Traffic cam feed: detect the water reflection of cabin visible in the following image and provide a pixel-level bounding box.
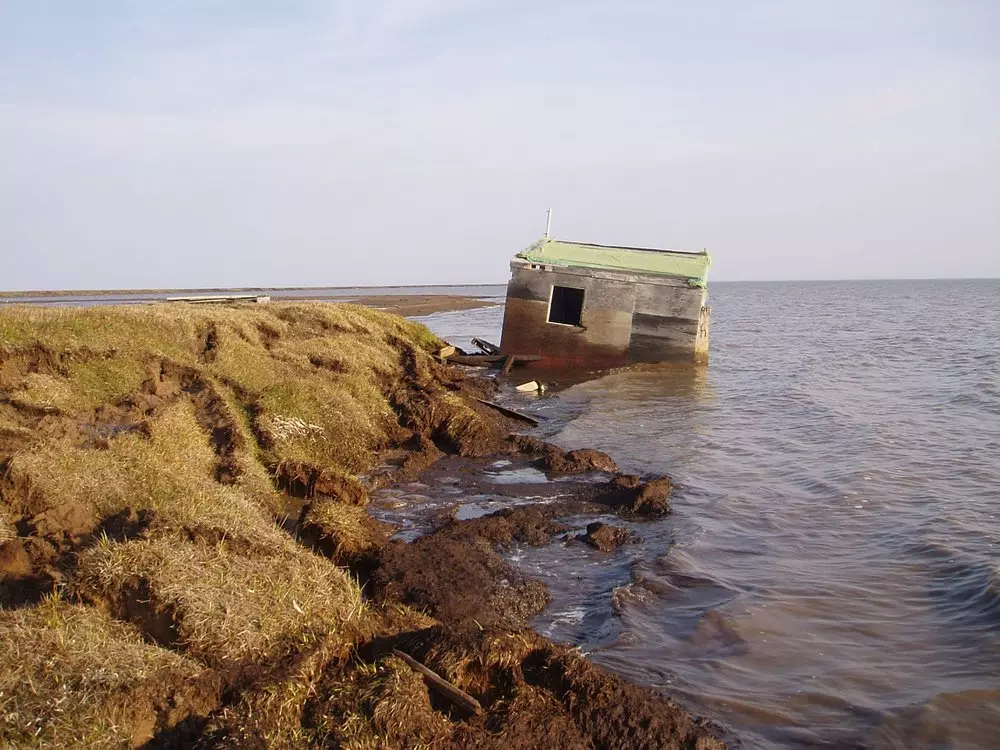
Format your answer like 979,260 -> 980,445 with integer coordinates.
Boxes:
499,238 -> 712,367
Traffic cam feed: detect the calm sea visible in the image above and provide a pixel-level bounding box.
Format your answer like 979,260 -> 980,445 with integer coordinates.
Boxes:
416,280 -> 1000,749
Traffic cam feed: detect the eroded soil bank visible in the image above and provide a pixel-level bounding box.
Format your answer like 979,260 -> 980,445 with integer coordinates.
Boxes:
0,302 -> 725,749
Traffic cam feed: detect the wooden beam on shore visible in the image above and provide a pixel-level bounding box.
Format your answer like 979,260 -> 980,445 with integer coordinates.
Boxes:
445,352 -> 542,369
475,398 -> 540,426
446,353 -> 506,367
392,649 -> 483,715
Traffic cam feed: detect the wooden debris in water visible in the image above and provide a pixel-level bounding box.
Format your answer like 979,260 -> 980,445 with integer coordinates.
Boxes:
471,337 -> 501,356
515,381 -> 540,393
446,353 -> 506,367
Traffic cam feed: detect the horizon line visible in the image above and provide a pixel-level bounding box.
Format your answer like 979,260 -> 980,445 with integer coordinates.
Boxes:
2,276 -> 999,299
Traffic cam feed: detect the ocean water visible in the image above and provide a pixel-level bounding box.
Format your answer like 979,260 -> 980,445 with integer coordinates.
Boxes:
416,280 -> 1000,749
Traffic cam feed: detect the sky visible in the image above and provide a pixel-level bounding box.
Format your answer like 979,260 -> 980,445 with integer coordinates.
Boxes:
2,1 -> 998,289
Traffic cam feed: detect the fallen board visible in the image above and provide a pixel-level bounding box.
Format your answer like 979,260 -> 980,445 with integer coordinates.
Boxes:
392,649 -> 483,715
472,337 -> 501,355
445,353 -> 543,369
446,353 -> 507,366
475,398 -> 541,426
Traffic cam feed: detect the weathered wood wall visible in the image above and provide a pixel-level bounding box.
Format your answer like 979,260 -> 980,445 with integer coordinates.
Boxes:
500,261 -> 709,366
627,277 -> 707,363
501,263 -> 635,367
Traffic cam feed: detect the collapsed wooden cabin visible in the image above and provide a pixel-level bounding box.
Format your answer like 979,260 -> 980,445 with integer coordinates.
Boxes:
499,238 -> 712,367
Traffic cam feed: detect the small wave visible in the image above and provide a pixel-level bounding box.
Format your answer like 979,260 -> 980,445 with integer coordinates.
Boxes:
907,541 -> 1000,632
871,689 -> 1000,750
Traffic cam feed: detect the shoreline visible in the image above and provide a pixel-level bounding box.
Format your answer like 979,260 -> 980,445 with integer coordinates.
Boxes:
0,302 -> 726,748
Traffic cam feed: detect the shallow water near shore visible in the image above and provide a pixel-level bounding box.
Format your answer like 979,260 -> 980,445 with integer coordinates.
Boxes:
410,280 -> 1000,749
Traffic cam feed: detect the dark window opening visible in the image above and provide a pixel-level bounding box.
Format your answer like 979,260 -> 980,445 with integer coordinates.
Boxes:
548,285 -> 584,326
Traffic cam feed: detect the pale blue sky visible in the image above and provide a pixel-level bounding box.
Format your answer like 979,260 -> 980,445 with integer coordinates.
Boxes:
2,1 -> 998,289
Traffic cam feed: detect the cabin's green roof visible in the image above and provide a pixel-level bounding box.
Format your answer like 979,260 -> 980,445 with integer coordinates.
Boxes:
516,238 -> 711,287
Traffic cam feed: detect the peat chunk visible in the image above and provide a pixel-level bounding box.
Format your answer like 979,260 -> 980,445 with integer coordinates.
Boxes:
596,476 -> 672,516
28,501 -> 97,540
542,448 -> 619,474
0,540 -> 32,579
578,522 -> 635,553
442,504 -> 574,547
505,436 -> 619,474
371,536 -> 549,629
274,461 -> 368,504
524,644 -> 726,750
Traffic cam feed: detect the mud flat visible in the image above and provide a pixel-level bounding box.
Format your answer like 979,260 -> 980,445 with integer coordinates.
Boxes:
0,302 -> 725,748
345,294 -> 497,316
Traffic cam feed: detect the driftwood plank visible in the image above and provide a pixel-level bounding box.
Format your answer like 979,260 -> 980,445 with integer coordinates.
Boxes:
475,398 -> 541,426
392,649 -> 483,715
446,353 -> 506,367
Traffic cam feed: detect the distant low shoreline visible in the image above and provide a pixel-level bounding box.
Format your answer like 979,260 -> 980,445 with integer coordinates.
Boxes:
0,283 -> 502,299
0,288 -> 501,317
350,294 -> 499,316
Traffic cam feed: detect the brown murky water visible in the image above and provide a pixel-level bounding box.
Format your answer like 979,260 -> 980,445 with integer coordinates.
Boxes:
404,280 -> 1000,749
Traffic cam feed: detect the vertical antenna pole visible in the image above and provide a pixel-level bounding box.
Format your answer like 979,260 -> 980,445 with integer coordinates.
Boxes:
544,208 -> 552,238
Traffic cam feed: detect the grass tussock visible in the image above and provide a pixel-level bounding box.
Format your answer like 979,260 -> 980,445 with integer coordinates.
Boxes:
303,500 -> 386,562
0,595 -> 215,749
9,401 -> 288,543
77,533 -> 366,668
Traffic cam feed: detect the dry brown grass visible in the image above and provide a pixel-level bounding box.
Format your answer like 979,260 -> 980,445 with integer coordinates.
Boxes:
303,500 -> 385,561
0,507 -> 17,544
0,594 -> 215,749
